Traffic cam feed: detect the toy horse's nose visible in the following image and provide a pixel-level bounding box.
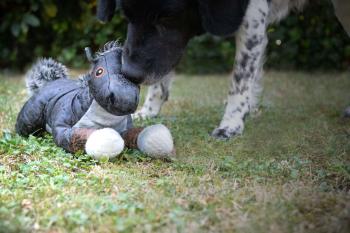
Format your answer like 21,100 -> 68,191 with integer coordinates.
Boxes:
106,74 -> 140,115
89,71 -> 140,116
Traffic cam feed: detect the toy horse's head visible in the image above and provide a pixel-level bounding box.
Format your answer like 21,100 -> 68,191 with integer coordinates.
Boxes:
85,42 -> 139,116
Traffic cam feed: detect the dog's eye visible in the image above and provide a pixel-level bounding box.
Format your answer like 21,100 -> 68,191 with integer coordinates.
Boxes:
95,67 -> 104,78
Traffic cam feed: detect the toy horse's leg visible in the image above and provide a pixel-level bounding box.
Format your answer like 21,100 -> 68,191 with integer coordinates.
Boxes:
54,123 -> 131,154
123,124 -> 174,158
52,123 -> 173,158
133,71 -> 173,119
52,124 -> 126,160
16,96 -> 46,136
51,125 -> 96,153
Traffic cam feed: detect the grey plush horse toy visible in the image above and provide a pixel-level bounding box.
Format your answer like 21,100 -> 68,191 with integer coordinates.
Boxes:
16,41 -> 174,160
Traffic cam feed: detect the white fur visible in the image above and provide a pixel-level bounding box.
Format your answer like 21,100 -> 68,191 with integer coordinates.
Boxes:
268,0 -> 308,23
137,124 -> 174,158
133,72 -> 173,119
212,0 -> 269,138
85,128 -> 125,160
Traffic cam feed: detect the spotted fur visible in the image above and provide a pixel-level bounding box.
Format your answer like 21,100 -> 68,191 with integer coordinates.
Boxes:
212,0 -> 268,139
123,0 -> 349,139
133,72 -> 173,119
134,0 -> 309,135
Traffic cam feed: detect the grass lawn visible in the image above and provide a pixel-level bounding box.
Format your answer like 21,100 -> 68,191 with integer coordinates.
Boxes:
0,71 -> 349,233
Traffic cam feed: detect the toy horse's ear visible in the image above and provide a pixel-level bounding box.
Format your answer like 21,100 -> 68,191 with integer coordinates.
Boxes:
85,47 -> 94,62
96,0 -> 121,23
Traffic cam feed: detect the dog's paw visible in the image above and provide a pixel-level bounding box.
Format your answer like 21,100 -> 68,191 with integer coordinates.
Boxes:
211,124 -> 244,140
344,106 -> 350,118
132,109 -> 158,120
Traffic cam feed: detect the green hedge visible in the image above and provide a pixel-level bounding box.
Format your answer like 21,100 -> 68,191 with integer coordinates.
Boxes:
0,0 -> 126,70
179,0 -> 350,73
1,0 -> 349,72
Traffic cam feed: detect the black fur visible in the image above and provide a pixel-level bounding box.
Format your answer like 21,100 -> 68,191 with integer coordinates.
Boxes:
198,0 -> 249,36
97,0 -> 250,84
96,0 -> 117,22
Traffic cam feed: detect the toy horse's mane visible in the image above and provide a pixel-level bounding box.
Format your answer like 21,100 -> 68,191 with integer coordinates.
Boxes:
96,40 -> 121,57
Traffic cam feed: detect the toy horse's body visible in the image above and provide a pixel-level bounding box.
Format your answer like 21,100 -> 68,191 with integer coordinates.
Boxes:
16,76 -> 132,152
16,42 -> 174,159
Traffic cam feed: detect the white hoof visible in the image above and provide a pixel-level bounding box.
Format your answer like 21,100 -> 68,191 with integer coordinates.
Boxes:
137,124 -> 174,158
85,128 -> 124,160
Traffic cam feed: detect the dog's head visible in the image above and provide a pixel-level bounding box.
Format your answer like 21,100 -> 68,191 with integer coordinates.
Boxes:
97,0 -> 249,84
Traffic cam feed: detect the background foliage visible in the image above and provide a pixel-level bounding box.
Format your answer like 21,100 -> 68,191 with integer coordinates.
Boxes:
0,0 -> 349,73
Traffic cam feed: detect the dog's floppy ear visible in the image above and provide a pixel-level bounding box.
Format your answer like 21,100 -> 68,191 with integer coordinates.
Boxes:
96,0 -> 120,22
197,0 -> 250,36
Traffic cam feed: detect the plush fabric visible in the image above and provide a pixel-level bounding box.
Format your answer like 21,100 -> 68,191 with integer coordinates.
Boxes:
16,43 -> 138,153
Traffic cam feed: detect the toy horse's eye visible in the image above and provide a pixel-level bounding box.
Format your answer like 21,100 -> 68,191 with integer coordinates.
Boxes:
95,67 -> 104,78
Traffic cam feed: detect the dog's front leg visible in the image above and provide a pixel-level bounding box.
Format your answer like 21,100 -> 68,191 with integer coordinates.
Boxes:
133,72 -> 173,119
212,0 -> 269,139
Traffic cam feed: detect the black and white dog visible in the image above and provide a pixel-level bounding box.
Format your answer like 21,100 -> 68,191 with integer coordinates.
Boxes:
97,0 -> 350,139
